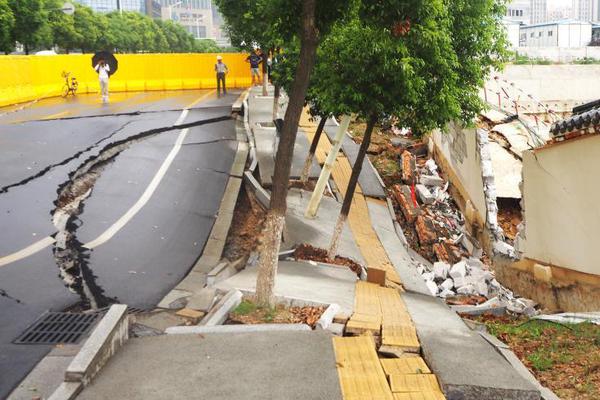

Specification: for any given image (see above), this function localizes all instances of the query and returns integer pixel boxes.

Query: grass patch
[232,300,257,316]
[477,315,600,399]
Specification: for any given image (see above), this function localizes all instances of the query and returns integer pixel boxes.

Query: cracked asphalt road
[0,89,243,398]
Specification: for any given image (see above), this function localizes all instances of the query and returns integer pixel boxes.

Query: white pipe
[304,115,351,218]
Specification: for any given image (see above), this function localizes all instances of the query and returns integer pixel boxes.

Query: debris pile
[389,147,535,315]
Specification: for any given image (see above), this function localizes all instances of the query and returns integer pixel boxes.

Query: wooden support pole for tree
[300,116,327,183]
[304,115,351,218]
[328,114,377,260]
[255,0,319,308]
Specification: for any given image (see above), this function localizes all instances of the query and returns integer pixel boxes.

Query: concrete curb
[64,305,129,385]
[165,324,312,335]
[47,305,129,400]
[157,100,250,307]
[316,303,340,330]
[200,289,243,326]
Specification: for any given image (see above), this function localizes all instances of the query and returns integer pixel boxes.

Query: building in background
[75,0,146,13]
[158,0,228,44]
[530,0,548,24]
[506,0,531,24]
[520,20,592,47]
[571,0,600,21]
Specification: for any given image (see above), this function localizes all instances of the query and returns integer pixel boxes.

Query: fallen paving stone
[415,215,437,245]
[378,345,421,359]
[316,303,341,330]
[134,312,187,332]
[439,288,455,298]
[393,184,420,224]
[420,174,445,187]
[333,313,350,324]
[175,308,206,324]
[185,287,217,312]
[415,184,435,205]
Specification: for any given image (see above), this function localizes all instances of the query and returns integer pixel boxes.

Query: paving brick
[175,308,206,324]
[401,151,417,184]
[393,184,420,224]
[415,215,437,245]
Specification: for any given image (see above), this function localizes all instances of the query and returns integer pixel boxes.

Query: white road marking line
[0,94,206,266]
[83,126,190,249]
[0,236,56,267]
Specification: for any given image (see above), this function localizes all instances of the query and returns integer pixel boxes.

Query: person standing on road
[215,55,228,97]
[246,48,262,86]
[94,59,110,104]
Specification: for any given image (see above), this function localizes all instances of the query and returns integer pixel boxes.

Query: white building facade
[530,0,548,24]
[519,20,592,47]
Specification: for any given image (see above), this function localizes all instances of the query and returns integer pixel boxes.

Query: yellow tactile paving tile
[389,374,442,393]
[382,325,421,352]
[380,358,431,376]
[334,336,394,400]
[393,392,446,400]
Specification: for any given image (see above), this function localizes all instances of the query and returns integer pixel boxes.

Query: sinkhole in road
[49,114,232,310]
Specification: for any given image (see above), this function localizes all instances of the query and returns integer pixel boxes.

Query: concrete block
[433,262,450,280]
[439,288,455,298]
[475,281,489,297]
[422,272,434,281]
[166,324,311,334]
[440,278,454,291]
[533,264,552,283]
[316,303,341,330]
[175,308,206,324]
[327,323,345,336]
[65,304,129,385]
[200,289,243,326]
[452,276,467,288]
[457,285,476,295]
[48,382,82,400]
[333,313,350,324]
[186,287,217,312]
[449,261,467,279]
[415,184,435,205]
[157,289,192,310]
[244,171,270,208]
[420,174,445,187]
[425,280,439,296]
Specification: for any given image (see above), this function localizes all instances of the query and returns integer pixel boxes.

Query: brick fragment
[392,184,420,224]
[433,241,462,264]
[415,215,437,245]
[401,150,417,184]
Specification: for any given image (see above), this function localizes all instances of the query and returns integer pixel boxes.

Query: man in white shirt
[215,55,228,97]
[94,59,110,103]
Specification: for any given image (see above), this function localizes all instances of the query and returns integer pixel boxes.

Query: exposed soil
[476,314,600,399]
[497,197,522,242]
[222,185,266,261]
[227,300,325,328]
[293,243,362,276]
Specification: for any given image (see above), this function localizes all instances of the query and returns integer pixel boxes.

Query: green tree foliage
[8,0,45,54]
[2,0,220,54]
[0,0,15,53]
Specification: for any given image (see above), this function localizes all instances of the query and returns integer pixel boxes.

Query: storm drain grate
[14,312,101,345]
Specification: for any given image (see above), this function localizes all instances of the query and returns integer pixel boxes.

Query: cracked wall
[521,134,600,277]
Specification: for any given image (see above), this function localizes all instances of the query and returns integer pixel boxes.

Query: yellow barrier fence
[0,53,252,107]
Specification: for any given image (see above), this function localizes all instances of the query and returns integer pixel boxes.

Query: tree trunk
[24,43,29,55]
[328,114,378,259]
[305,115,351,218]
[300,116,326,183]
[255,0,319,308]
[273,84,280,120]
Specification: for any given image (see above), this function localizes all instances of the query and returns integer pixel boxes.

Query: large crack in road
[48,113,232,309]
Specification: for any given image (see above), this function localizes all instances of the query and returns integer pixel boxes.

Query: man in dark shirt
[246,48,263,86]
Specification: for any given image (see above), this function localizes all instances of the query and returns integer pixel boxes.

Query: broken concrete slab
[433,262,450,280]
[134,312,186,332]
[186,287,216,312]
[215,260,357,314]
[156,289,192,310]
[316,303,341,330]
[402,292,540,400]
[449,261,467,279]
[175,271,207,294]
[327,323,345,336]
[207,261,238,286]
[200,289,242,326]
